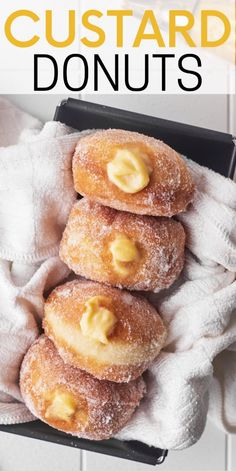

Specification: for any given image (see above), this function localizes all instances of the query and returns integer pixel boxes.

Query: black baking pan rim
[56,98,232,143]
[0,422,167,466]
[54,98,236,179]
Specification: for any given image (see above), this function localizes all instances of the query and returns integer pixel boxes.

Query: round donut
[20,336,146,440]
[60,198,186,292]
[73,129,195,217]
[43,280,167,383]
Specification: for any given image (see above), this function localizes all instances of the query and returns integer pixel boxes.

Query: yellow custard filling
[107,148,152,193]
[80,296,117,345]
[45,390,77,422]
[110,234,139,276]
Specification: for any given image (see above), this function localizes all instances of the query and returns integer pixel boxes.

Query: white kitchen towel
[0,98,81,423]
[0,97,82,262]
[209,346,236,433]
[0,98,41,147]
[118,160,236,449]
[0,257,70,424]
[0,98,236,450]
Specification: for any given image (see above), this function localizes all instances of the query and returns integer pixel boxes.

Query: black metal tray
[0,421,167,465]
[1,98,235,466]
[55,98,236,178]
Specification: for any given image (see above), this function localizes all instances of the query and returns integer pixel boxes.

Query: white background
[0,91,235,471]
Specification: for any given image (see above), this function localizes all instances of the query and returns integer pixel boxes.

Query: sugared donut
[20,336,145,440]
[60,199,186,292]
[43,280,167,383]
[73,129,195,217]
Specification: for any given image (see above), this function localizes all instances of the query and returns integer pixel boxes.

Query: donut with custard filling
[60,198,186,292]
[43,280,167,383]
[20,336,146,440]
[73,129,195,217]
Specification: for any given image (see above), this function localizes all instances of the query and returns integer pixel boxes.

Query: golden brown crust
[73,129,195,217]
[60,198,185,292]
[43,280,167,382]
[20,336,146,440]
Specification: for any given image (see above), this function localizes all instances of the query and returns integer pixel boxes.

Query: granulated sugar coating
[43,279,167,383]
[60,199,186,292]
[20,336,146,440]
[73,129,195,217]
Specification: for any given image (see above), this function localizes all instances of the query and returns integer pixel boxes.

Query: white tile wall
[229,436,236,471]
[4,94,74,123]
[0,92,235,471]
[0,431,81,472]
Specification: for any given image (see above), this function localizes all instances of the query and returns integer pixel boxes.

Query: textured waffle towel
[0,98,235,450]
[0,98,82,424]
[117,158,236,449]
